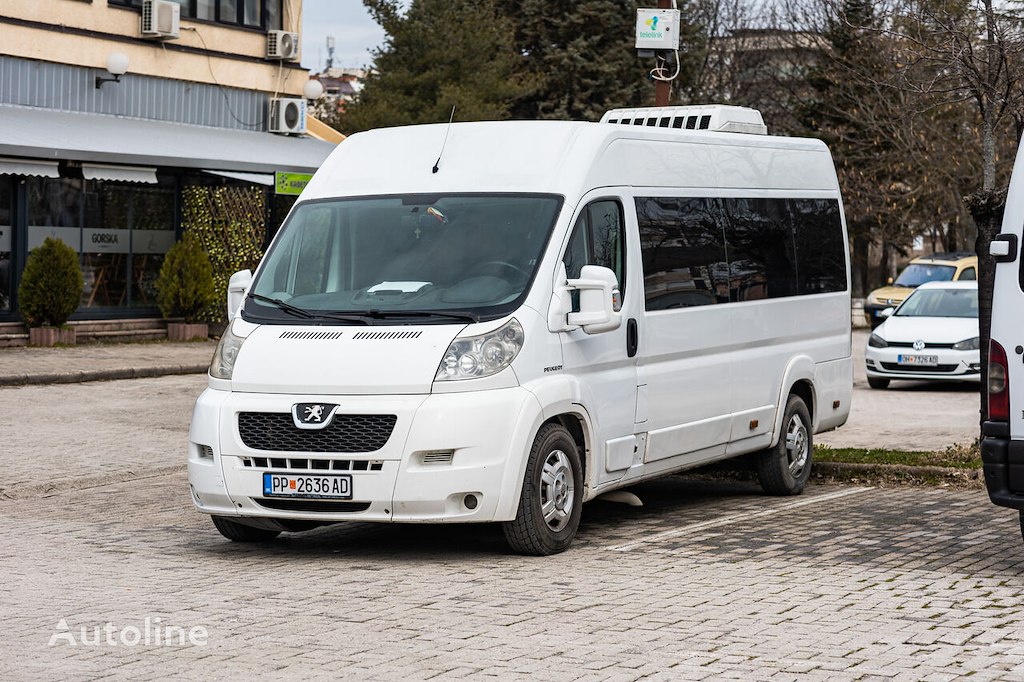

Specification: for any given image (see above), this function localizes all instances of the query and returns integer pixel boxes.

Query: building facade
[0,0,337,323]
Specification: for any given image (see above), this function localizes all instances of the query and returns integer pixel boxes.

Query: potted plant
[18,237,84,346]
[155,233,216,341]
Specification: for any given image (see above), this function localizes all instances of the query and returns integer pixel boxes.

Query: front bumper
[864,346,980,383]
[188,386,541,525]
[981,423,1024,510]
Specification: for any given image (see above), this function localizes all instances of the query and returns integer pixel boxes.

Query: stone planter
[167,322,209,342]
[29,326,76,347]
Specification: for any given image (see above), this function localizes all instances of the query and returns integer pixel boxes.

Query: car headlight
[866,292,878,305]
[435,318,524,381]
[209,323,247,380]
[868,333,888,348]
[953,336,980,351]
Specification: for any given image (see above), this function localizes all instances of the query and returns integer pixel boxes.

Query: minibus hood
[229,324,465,394]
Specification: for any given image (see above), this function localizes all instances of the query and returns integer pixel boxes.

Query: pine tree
[337,0,526,134]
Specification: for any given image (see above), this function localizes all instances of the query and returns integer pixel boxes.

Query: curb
[0,364,209,387]
[813,461,983,486]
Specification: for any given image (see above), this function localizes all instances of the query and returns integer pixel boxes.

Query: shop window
[26,177,175,311]
[0,178,11,312]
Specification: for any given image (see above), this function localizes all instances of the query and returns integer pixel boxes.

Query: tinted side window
[723,198,797,301]
[958,266,977,281]
[564,199,627,301]
[791,199,847,294]
[636,197,728,310]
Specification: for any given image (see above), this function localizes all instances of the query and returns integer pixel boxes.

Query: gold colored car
[864,252,978,328]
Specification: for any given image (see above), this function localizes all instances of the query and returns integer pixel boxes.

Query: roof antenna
[432,105,456,174]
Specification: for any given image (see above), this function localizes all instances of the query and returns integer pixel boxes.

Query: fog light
[969,363,981,371]
[464,494,478,510]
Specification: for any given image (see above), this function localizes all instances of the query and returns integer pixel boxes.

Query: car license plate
[263,473,352,499]
[897,354,938,366]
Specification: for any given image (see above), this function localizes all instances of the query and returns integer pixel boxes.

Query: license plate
[897,354,938,366]
[263,473,352,499]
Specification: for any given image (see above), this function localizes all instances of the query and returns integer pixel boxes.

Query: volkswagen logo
[292,403,339,430]
[912,340,926,351]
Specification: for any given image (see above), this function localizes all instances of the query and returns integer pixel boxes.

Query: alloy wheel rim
[540,449,574,531]
[785,414,809,477]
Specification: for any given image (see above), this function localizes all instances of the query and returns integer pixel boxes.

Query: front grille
[885,341,955,349]
[241,457,383,471]
[879,362,960,373]
[238,412,396,453]
[254,498,371,513]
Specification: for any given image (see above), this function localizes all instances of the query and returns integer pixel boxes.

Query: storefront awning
[203,169,275,186]
[0,105,337,174]
[83,163,158,184]
[0,156,59,177]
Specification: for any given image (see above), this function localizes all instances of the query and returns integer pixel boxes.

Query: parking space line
[604,486,875,552]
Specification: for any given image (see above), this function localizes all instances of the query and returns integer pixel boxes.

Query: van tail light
[989,339,1010,422]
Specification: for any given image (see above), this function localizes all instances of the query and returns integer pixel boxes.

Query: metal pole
[655,0,672,106]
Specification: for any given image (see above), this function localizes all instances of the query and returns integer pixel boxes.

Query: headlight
[435,318,524,381]
[953,336,980,351]
[866,292,878,305]
[868,333,888,348]
[209,323,247,380]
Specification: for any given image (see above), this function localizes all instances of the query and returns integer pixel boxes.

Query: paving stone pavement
[3,472,1024,680]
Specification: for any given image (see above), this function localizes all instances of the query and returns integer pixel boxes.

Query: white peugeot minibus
[188,105,853,555]
[983,143,1024,542]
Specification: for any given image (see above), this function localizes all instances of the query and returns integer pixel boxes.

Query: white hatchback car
[864,280,980,389]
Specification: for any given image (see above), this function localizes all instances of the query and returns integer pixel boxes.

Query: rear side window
[957,266,977,281]
[636,197,729,310]
[636,196,847,309]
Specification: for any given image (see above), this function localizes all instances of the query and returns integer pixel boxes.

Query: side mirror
[227,269,253,319]
[880,307,895,319]
[567,265,622,334]
[991,233,1018,262]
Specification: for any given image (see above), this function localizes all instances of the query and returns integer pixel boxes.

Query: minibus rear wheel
[503,423,584,556]
[757,395,812,496]
[211,516,282,542]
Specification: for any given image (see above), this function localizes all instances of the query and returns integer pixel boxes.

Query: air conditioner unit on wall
[269,98,307,135]
[141,0,180,39]
[267,31,300,60]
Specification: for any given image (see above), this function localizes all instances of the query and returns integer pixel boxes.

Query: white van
[983,145,1024,541]
[188,105,853,555]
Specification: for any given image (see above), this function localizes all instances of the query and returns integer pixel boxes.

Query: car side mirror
[880,307,895,319]
[227,269,253,319]
[548,264,623,334]
[567,265,622,334]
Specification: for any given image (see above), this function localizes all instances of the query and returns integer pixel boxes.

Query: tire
[502,423,584,556]
[757,395,812,496]
[867,377,890,390]
[211,516,281,543]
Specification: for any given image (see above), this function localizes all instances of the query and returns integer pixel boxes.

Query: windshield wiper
[247,293,372,325]
[366,310,480,323]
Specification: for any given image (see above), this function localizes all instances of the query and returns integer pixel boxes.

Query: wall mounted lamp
[95,52,130,89]
[302,78,325,100]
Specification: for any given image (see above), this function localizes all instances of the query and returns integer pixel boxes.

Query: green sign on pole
[275,171,313,196]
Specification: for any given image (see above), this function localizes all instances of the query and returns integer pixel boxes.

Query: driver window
[563,200,627,305]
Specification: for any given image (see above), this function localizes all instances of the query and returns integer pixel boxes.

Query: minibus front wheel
[503,423,584,556]
[757,395,813,496]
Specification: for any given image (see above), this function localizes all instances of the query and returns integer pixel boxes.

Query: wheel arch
[771,355,817,447]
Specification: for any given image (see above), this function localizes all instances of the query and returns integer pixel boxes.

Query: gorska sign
[275,171,313,196]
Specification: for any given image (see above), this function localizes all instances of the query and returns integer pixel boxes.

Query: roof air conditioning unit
[269,97,307,135]
[141,0,180,39]
[267,30,300,60]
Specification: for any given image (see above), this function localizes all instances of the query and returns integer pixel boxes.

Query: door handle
[627,318,638,358]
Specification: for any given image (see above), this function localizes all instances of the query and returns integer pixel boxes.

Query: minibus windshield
[244,194,562,324]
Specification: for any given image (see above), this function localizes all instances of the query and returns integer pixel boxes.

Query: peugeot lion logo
[292,403,339,430]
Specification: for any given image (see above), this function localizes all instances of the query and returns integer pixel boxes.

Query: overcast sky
[300,1,386,71]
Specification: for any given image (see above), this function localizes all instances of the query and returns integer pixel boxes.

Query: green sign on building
[275,171,313,196]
